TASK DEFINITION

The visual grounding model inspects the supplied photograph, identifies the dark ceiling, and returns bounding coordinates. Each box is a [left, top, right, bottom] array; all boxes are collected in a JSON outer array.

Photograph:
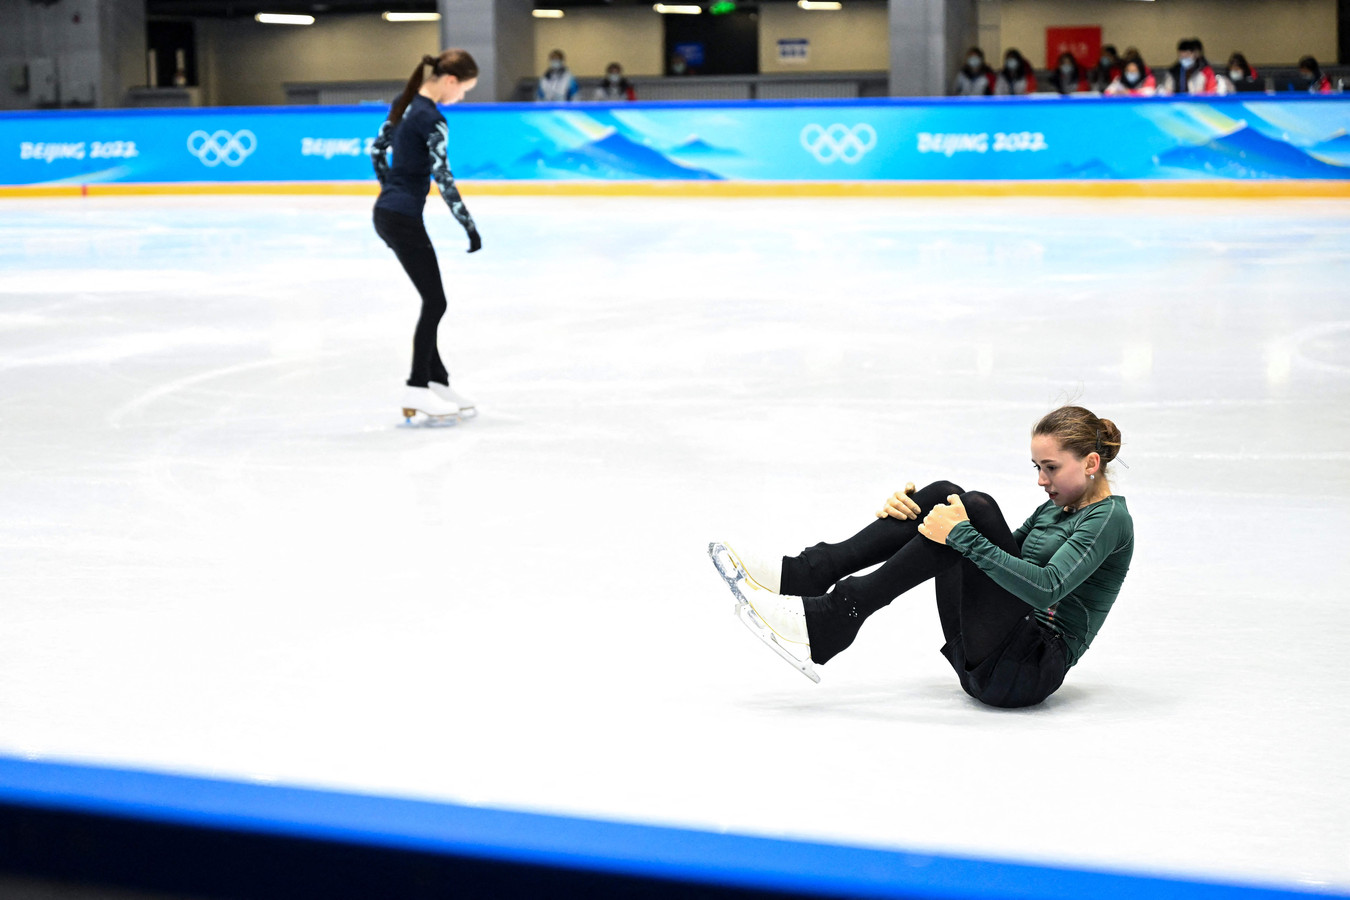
[[147, 0, 745, 17]]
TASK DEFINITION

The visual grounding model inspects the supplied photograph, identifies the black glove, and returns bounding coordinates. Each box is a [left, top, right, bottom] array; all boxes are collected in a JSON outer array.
[[467, 229, 482, 254]]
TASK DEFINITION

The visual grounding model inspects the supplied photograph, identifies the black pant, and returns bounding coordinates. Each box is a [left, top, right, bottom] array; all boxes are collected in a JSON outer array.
[[374, 207, 448, 388], [781, 481, 1067, 707]]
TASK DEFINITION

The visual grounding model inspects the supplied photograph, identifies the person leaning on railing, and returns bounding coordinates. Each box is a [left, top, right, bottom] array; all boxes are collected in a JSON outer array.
[[995, 48, 1037, 95], [1226, 53, 1263, 93], [1104, 54, 1157, 97], [951, 47, 996, 96]]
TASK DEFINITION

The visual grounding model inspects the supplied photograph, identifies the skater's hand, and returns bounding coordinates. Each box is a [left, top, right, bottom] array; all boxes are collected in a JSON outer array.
[[466, 228, 482, 253], [876, 482, 921, 520], [918, 495, 968, 545]]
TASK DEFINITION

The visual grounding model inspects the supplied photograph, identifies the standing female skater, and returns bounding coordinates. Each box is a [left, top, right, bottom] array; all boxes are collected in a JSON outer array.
[[709, 406, 1134, 708], [371, 49, 482, 422]]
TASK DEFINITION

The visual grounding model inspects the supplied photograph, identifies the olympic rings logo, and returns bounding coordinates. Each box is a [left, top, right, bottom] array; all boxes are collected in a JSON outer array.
[[186, 129, 257, 167], [800, 123, 876, 164]]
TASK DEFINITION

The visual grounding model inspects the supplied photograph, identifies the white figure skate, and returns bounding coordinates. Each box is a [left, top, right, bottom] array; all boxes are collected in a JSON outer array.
[[708, 541, 819, 683], [401, 386, 460, 427], [431, 381, 477, 419]]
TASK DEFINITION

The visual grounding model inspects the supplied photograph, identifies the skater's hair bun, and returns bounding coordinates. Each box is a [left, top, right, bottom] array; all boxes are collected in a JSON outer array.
[[387, 49, 481, 130], [1033, 406, 1123, 473]]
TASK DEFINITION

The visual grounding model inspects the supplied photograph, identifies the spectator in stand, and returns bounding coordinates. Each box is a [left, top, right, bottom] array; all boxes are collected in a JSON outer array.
[[669, 51, 696, 76], [952, 47, 996, 96], [1104, 55, 1157, 97], [1160, 38, 1227, 95], [1049, 51, 1090, 95], [996, 48, 1037, 95], [1226, 53, 1263, 93], [536, 49, 578, 102], [1294, 56, 1333, 93], [593, 62, 636, 101], [1089, 46, 1121, 93]]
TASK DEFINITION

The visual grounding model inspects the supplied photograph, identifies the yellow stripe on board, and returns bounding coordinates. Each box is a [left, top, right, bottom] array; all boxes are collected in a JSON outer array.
[[2, 180, 1350, 200]]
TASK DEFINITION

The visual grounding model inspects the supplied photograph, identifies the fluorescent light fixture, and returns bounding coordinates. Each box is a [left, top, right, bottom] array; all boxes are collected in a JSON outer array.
[[382, 10, 439, 20], [254, 12, 314, 22], [532, 8, 564, 16], [653, 3, 701, 12], [797, 0, 841, 8]]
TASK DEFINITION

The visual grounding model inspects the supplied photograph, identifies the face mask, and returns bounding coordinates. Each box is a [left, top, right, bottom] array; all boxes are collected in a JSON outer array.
[[1006, 59, 1020, 72], [1179, 57, 1193, 69], [607, 73, 621, 84], [549, 59, 563, 71], [1230, 68, 1244, 81], [1099, 57, 1114, 68], [1125, 71, 1142, 86], [967, 56, 982, 69], [1060, 64, 1074, 76]]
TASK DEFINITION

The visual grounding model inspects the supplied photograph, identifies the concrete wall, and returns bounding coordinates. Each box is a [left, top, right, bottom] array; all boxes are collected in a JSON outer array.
[[983, 0, 1337, 68], [0, 0, 142, 110], [532, 7, 664, 77], [101, 0, 147, 105], [759, 0, 888, 73], [196, 15, 439, 107]]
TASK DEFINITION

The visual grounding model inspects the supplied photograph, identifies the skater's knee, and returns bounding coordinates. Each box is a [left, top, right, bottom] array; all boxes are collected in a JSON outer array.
[[959, 490, 1001, 523], [916, 480, 963, 505]]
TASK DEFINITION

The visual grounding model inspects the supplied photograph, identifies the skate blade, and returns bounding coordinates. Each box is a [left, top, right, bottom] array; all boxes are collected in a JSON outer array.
[[708, 542, 742, 587], [711, 545, 819, 683], [398, 410, 460, 428], [735, 600, 820, 684], [707, 542, 775, 595]]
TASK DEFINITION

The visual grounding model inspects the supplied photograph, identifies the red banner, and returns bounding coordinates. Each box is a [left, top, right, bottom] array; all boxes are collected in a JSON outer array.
[[1045, 26, 1101, 70]]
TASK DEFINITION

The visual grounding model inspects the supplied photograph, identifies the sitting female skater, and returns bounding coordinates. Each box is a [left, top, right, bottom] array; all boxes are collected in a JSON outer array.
[[371, 49, 482, 422], [710, 406, 1133, 708]]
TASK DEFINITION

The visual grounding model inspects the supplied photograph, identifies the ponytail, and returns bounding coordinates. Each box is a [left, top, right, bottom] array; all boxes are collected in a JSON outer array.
[[387, 56, 435, 130], [387, 50, 481, 130]]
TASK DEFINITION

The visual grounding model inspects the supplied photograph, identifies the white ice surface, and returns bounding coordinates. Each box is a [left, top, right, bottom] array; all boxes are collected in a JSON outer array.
[[1, 194, 1348, 892]]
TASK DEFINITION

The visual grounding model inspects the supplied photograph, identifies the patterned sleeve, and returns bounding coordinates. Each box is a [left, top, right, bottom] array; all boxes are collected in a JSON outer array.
[[370, 119, 392, 185], [428, 120, 477, 237]]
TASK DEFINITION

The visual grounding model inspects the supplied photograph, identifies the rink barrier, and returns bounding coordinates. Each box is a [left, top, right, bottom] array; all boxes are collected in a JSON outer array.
[[3, 179, 1350, 199], [1, 755, 1346, 900], [2, 95, 1349, 190]]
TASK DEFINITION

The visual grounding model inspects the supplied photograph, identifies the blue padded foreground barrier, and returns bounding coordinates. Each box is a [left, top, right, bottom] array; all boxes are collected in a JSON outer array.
[[2, 95, 1349, 188], [1, 755, 1346, 899]]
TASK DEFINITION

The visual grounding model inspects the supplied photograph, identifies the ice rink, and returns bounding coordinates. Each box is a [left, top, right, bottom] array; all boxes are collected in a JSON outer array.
[[1, 192, 1348, 893]]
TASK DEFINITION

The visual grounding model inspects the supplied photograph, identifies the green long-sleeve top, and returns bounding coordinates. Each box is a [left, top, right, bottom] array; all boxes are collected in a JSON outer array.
[[946, 495, 1134, 667]]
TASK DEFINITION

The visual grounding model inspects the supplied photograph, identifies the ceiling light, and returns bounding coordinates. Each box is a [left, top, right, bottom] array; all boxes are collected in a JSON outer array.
[[532, 8, 564, 16], [653, 3, 701, 12], [254, 12, 314, 22], [382, 11, 439, 20], [797, 1, 841, 8]]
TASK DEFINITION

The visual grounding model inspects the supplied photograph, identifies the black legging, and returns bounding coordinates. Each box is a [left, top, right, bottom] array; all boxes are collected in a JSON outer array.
[[780, 481, 1033, 667], [374, 207, 449, 388]]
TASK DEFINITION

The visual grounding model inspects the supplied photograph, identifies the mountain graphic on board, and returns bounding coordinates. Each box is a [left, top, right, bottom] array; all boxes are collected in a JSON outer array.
[[461, 161, 509, 179], [669, 136, 738, 157], [1156, 123, 1348, 179], [507, 131, 722, 180], [1309, 130, 1350, 164]]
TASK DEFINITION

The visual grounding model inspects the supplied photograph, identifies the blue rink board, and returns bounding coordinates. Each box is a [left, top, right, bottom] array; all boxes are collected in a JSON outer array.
[[0, 755, 1346, 899], [1, 95, 1349, 186]]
